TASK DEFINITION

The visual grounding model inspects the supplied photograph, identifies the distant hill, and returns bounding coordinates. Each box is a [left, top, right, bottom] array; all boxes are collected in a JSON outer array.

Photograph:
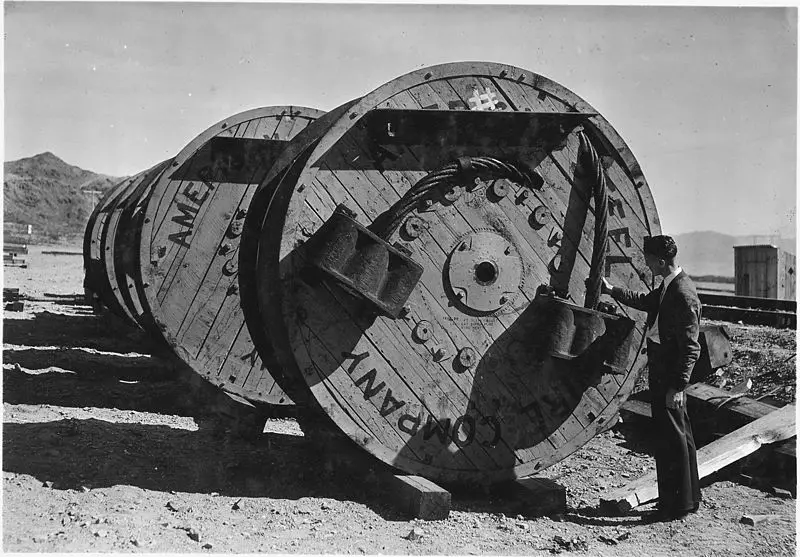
[[4, 152, 125, 240], [675, 231, 797, 278]]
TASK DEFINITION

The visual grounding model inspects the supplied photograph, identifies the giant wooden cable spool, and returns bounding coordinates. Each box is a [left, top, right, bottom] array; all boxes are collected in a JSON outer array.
[[85, 161, 172, 322], [249, 62, 661, 484], [84, 179, 126, 303], [138, 106, 323, 406]]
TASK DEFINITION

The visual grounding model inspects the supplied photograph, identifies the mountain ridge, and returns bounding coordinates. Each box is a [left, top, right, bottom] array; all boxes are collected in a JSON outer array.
[[4, 152, 125, 240]]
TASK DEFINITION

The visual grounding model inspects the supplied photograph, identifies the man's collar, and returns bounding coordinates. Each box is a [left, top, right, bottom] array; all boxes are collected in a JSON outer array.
[[662, 266, 683, 291]]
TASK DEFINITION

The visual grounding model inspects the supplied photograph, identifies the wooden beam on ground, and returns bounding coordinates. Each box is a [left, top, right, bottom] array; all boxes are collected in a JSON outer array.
[[513, 477, 567, 517], [601, 403, 796, 513], [386, 474, 451, 520], [621, 384, 796, 458]]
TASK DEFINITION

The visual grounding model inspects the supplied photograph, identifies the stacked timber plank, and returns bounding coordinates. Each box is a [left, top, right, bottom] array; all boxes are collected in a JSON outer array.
[[699, 292, 797, 329], [4, 222, 32, 268]]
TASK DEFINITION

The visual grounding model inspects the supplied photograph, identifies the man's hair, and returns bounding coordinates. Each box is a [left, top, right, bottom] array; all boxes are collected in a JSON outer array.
[[643, 235, 678, 261]]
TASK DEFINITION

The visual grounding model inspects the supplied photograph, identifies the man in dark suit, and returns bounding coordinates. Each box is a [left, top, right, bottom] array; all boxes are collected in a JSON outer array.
[[601, 235, 702, 521]]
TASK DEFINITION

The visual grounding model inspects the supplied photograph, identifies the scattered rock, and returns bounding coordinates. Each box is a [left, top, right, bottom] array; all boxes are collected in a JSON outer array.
[[166, 501, 186, 513], [553, 535, 588, 552], [321, 502, 333, 511], [740, 514, 782, 526], [598, 534, 618, 545], [232, 499, 242, 511], [188, 529, 201, 542], [42, 481, 54, 489], [93, 529, 109, 538], [616, 532, 630, 542], [32, 534, 48, 543], [202, 543, 213, 549], [80, 486, 90, 493], [405, 527, 424, 541], [771, 487, 794, 499], [130, 539, 141, 547]]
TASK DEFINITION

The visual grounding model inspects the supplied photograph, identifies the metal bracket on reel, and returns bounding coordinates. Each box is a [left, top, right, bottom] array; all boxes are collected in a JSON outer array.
[[304, 204, 424, 318], [533, 285, 637, 374]]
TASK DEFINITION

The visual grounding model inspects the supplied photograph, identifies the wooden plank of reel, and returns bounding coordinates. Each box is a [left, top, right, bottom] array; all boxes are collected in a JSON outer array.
[[103, 160, 173, 326], [90, 163, 171, 321], [251, 62, 660, 484], [139, 106, 323, 407]]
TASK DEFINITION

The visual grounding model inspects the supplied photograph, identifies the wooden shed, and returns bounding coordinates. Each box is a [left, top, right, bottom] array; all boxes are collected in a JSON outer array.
[[734, 244, 796, 300]]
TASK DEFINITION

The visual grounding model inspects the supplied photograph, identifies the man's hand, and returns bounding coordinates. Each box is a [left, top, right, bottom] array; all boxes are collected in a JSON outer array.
[[665, 388, 685, 410], [601, 277, 614, 295]]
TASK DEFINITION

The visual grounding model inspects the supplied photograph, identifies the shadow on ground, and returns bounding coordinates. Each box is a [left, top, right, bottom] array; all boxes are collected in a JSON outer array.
[[3, 310, 166, 355], [2, 418, 456, 521]]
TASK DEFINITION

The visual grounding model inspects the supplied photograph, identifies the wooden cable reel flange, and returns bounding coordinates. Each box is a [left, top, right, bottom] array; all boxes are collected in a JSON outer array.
[[84, 179, 127, 306], [104, 160, 174, 327], [253, 62, 661, 484], [89, 161, 172, 322], [138, 106, 323, 406], [240, 101, 360, 404]]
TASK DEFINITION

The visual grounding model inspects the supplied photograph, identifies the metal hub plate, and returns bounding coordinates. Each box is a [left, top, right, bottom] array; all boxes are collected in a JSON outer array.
[[447, 230, 523, 313]]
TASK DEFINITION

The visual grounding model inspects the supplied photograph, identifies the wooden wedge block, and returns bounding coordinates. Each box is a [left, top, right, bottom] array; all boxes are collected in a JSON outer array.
[[514, 477, 567, 517], [602, 404, 796, 512], [387, 474, 451, 520]]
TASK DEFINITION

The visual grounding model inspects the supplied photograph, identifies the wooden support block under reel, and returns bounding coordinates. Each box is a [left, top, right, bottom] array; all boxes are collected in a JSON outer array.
[[385, 474, 451, 521]]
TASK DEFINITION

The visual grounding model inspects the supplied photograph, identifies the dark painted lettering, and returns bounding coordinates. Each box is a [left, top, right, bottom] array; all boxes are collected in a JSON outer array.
[[343, 351, 369, 374], [398, 413, 422, 436], [168, 229, 192, 249], [422, 415, 451, 444], [171, 202, 199, 229], [354, 368, 385, 400], [608, 227, 632, 248], [547, 228, 562, 248], [183, 182, 211, 206], [452, 415, 476, 448], [608, 196, 626, 218], [378, 388, 406, 417]]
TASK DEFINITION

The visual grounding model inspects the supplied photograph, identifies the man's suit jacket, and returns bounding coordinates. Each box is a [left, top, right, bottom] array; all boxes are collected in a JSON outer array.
[[610, 271, 702, 391]]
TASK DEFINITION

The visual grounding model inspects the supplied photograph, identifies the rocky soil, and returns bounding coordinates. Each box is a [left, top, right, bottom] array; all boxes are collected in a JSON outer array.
[[2, 245, 796, 555]]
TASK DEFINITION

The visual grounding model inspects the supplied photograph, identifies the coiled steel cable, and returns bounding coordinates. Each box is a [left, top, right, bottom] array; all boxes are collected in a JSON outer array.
[[578, 130, 609, 310], [369, 156, 535, 239], [369, 141, 610, 310]]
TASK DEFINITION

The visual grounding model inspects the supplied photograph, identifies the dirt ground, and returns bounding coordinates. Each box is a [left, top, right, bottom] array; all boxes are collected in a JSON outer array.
[[2, 244, 797, 555]]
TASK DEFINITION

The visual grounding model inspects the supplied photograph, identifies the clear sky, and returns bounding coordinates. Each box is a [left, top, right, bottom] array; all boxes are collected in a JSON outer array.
[[4, 3, 797, 237]]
